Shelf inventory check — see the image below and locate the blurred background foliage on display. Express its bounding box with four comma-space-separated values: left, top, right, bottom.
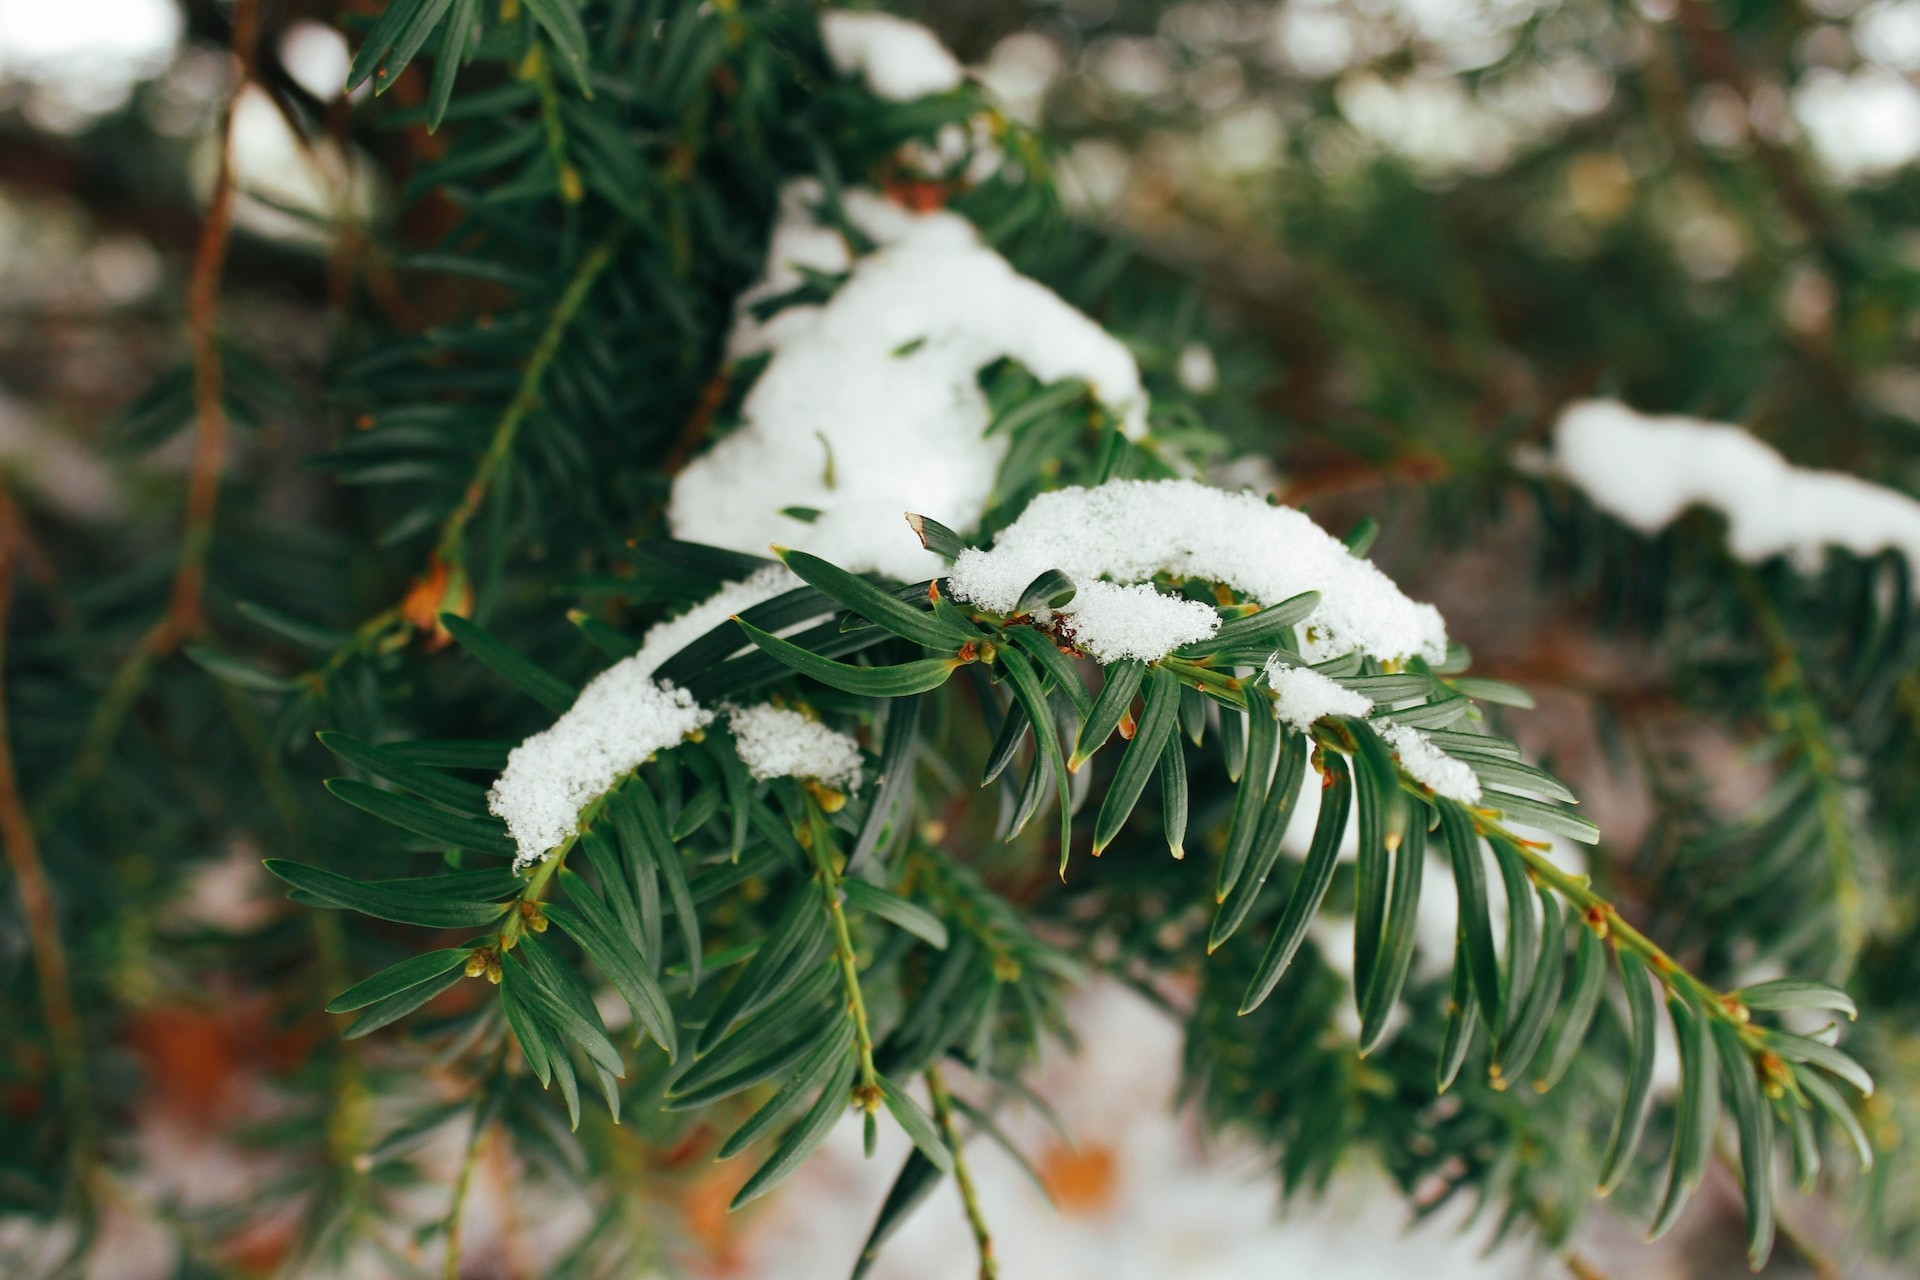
4, 0, 1920, 1277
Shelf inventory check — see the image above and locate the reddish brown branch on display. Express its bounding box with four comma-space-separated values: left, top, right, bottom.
167, 0, 261, 643
0, 489, 94, 1172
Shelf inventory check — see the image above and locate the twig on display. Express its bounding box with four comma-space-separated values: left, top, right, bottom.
444, 1047, 510, 1280
173, 0, 259, 640
662, 369, 731, 476
1733, 566, 1864, 976
34, 0, 259, 824
0, 488, 96, 1186
432, 227, 627, 566
927, 1065, 997, 1280
808, 802, 880, 1107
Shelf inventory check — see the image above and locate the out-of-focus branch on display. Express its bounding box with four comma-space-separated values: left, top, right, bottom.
170, 0, 260, 639
34, 0, 261, 826
0, 488, 95, 1186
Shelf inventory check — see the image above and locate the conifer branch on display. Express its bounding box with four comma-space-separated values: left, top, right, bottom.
1734, 566, 1866, 975
810, 802, 881, 1107
432, 225, 628, 568
927, 1065, 998, 1280
32, 0, 259, 825
0, 488, 95, 1190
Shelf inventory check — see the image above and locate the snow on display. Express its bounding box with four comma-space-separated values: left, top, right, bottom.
1265, 661, 1370, 733
670, 181, 1148, 583
948, 479, 1449, 666
488, 566, 797, 866
1551, 399, 1920, 570
1052, 582, 1220, 664
1376, 723, 1482, 805
738, 979, 1540, 1280
728, 703, 864, 791
819, 10, 964, 102
1176, 340, 1219, 394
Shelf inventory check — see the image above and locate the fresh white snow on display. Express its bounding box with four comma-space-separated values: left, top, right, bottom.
819, 10, 964, 103
1376, 722, 1482, 805
1265, 660, 1371, 733
488, 566, 798, 866
948, 479, 1449, 666
670, 181, 1148, 583
728, 703, 864, 790
1552, 399, 1920, 569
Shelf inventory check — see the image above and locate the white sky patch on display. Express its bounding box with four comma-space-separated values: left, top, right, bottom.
1551, 399, 1920, 570
670, 182, 1147, 582
489, 566, 798, 866
1377, 722, 1482, 804
948, 479, 1449, 666
819, 10, 964, 102
728, 704, 863, 790
1266, 661, 1371, 733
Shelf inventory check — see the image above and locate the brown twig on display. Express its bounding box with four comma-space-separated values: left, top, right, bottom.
0, 488, 95, 1182
32, 0, 259, 824
662, 368, 732, 476
170, 0, 260, 642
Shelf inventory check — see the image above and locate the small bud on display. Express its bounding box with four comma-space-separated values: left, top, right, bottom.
485, 960, 503, 985
804, 780, 848, 812
991, 953, 1023, 983
464, 952, 489, 979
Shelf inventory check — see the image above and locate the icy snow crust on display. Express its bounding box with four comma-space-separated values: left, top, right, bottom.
728, 703, 863, 791
819, 10, 964, 102
1554, 399, 1920, 569
671, 181, 1147, 583
947, 479, 1449, 667
488, 567, 798, 866
1265, 661, 1371, 734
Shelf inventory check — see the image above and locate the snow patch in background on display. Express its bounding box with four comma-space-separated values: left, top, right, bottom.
1549, 399, 1920, 569
820, 10, 965, 102
740, 980, 1539, 1280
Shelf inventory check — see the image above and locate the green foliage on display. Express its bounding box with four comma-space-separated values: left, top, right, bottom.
4, 1, 1913, 1276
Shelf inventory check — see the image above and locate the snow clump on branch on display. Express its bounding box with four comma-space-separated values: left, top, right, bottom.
488, 566, 798, 867
670, 180, 1148, 583
948, 478, 1449, 667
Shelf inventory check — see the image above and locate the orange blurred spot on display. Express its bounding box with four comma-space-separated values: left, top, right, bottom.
401, 554, 472, 650
1038, 1141, 1117, 1215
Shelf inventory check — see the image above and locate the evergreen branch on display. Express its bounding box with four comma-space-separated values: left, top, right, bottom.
172, 0, 258, 641
810, 799, 881, 1108
0, 488, 96, 1194
927, 1065, 998, 1280
442, 1049, 509, 1280
30, 0, 260, 825
1735, 566, 1865, 974
432, 224, 628, 567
